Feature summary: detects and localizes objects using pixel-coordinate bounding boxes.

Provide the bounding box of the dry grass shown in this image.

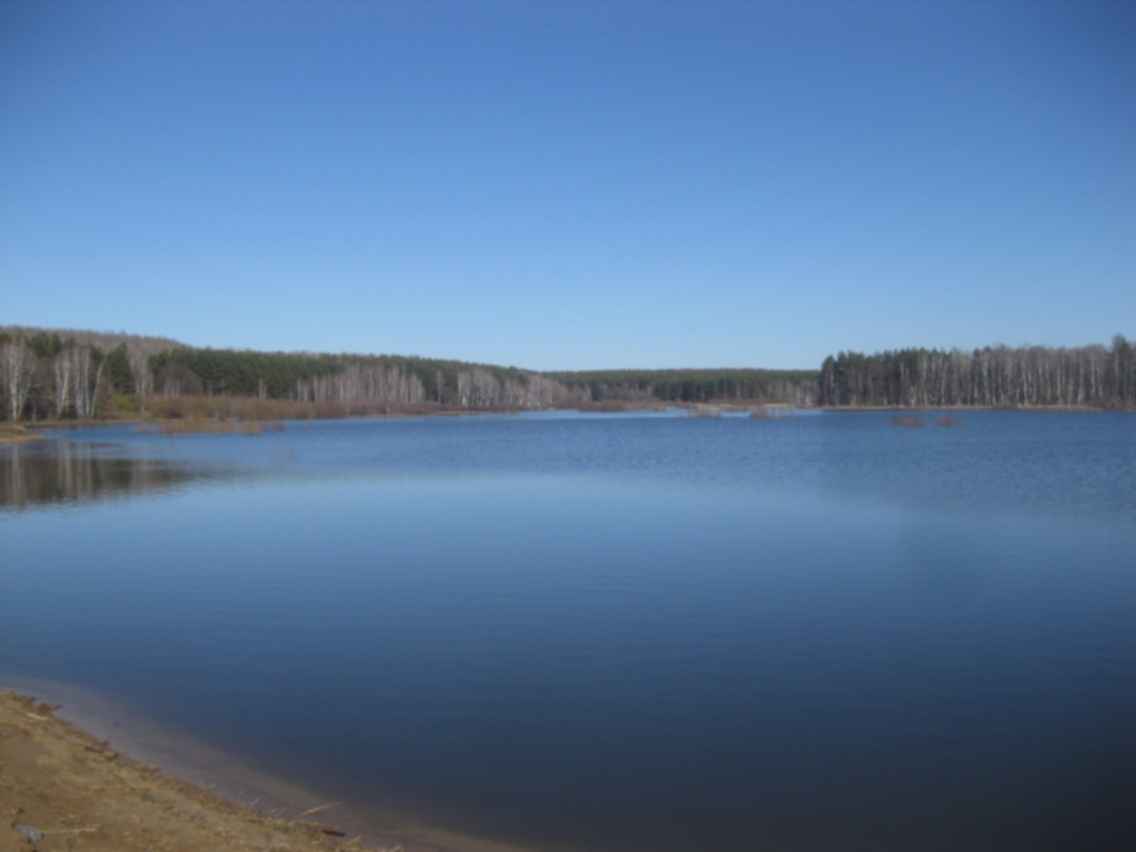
[147,396,319,422]
[145,395,521,423]
[141,396,298,436]
[572,399,669,412]
[0,424,44,444]
[139,395,531,434]
[150,419,285,436]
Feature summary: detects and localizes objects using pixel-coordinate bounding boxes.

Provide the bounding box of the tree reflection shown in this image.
[0,443,203,510]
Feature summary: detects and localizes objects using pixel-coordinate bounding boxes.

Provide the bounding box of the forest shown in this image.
[2,325,1134,423]
[0,326,586,422]
[817,337,1136,408]
[549,369,818,406]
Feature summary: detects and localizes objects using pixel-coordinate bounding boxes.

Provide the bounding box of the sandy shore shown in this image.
[0,691,371,852]
[0,684,532,852]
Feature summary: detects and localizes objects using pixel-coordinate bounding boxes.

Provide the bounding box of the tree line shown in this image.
[149,347,586,409]
[548,369,819,405]
[4,325,1134,423]
[0,327,588,421]
[817,336,1136,408]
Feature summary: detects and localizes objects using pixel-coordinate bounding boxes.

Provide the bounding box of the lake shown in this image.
[2,410,1135,851]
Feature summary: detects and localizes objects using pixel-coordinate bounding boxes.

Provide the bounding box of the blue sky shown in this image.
[3,1,1133,369]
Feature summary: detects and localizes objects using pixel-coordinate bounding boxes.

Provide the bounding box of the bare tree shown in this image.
[72,345,107,419]
[52,345,74,418]
[1,338,34,421]
[126,346,152,413]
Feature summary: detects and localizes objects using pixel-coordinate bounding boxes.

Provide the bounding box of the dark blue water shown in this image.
[3,411,1135,851]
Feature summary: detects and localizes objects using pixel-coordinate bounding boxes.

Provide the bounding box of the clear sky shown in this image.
[3,1,1133,370]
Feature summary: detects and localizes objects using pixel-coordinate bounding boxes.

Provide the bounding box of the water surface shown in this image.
[3,412,1135,851]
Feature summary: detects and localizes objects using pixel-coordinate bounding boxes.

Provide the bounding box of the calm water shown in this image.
[3,411,1135,851]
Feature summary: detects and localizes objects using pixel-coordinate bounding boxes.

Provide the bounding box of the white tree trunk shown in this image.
[1,340,32,421]
[53,349,73,417]
[127,347,151,412]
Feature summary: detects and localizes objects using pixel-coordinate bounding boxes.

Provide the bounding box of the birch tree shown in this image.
[1,338,34,421]
[72,345,107,419]
[53,345,74,418]
[816,338,1136,408]
[127,346,152,413]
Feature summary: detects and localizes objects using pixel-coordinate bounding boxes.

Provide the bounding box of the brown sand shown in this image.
[0,691,375,852]
[0,692,530,852]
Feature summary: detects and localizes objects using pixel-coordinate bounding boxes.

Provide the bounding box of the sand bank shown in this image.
[0,682,532,852]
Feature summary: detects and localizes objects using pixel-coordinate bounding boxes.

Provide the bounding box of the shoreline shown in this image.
[3,401,1130,444]
[0,678,532,852]
[0,425,47,445]
[817,403,1131,412]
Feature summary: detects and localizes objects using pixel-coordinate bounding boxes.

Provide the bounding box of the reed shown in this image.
[151,418,283,436]
[572,399,668,412]
[142,394,524,431]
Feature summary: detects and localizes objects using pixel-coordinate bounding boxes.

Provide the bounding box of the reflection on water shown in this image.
[0,442,205,510]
